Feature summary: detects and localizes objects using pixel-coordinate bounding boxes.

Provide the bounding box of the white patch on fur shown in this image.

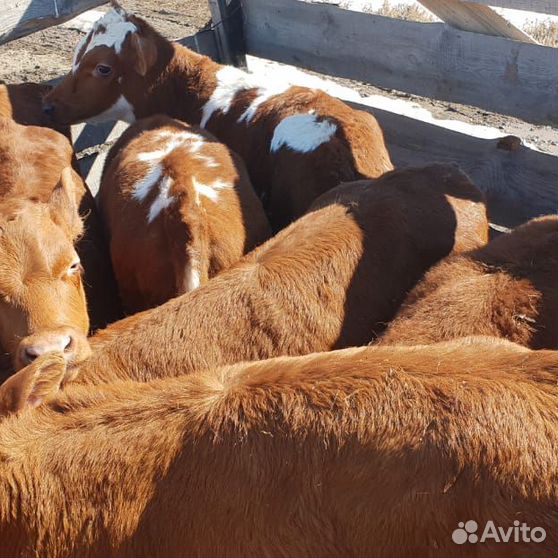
[73,9,137,72]
[85,94,136,124]
[133,164,163,202]
[148,175,174,223]
[200,66,257,128]
[184,255,201,292]
[192,177,231,203]
[132,129,214,223]
[270,114,337,153]
[237,83,291,124]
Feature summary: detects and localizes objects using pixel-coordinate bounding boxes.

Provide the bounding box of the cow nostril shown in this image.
[64,336,74,352]
[42,103,55,116]
[23,347,39,364]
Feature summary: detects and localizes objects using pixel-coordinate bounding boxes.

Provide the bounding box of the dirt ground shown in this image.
[0,0,211,83]
[0,0,555,154]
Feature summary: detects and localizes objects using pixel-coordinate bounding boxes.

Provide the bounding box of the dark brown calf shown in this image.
[379,215,557,349]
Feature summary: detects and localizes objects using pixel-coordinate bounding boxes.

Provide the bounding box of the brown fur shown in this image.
[0,115,123,332]
[101,115,271,312]
[45,8,393,230]
[0,187,90,376]
[0,82,70,138]
[379,215,557,349]
[0,337,556,557]
[73,164,487,385]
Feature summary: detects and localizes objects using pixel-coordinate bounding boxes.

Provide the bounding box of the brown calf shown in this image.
[101,115,270,312]
[0,117,123,331]
[0,171,91,377]
[73,164,488,385]
[0,337,555,557]
[379,215,557,349]
[44,5,393,229]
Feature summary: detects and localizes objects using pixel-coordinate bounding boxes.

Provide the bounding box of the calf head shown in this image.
[43,2,162,125]
[0,168,91,372]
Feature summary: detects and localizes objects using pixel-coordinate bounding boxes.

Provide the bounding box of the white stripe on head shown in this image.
[270,114,337,154]
[73,9,137,73]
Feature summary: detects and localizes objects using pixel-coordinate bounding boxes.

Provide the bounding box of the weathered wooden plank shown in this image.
[461,0,558,15]
[0,0,106,45]
[242,0,557,126]
[417,0,536,42]
[208,0,246,66]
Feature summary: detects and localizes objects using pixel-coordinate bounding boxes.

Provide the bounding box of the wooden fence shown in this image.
[1,0,557,228]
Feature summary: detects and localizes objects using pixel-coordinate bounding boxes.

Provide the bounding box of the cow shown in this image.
[0,337,555,557]
[0,169,91,380]
[43,3,394,230]
[0,117,123,331]
[71,164,488,385]
[378,215,557,349]
[100,115,271,312]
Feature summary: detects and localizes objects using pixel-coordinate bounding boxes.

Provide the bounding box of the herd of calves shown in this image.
[0,2,556,557]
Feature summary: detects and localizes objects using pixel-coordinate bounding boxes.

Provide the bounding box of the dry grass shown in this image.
[523,19,557,47]
[354,0,557,47]
[362,0,436,22]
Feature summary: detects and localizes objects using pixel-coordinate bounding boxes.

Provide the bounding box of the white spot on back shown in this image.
[133,164,163,202]
[148,175,174,223]
[270,114,337,154]
[192,177,231,204]
[85,95,136,124]
[132,129,209,223]
[73,9,137,72]
[200,66,257,128]
[237,83,291,124]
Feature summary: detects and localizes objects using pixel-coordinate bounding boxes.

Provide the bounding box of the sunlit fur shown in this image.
[0,338,555,556]
[74,164,488,386]
[100,115,270,312]
[379,215,557,349]
[45,8,393,230]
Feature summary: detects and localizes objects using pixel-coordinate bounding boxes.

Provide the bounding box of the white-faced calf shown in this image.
[379,215,557,349]
[101,115,271,312]
[73,164,488,385]
[44,4,393,229]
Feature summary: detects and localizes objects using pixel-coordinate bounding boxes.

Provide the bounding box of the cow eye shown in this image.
[67,260,83,277]
[95,64,113,77]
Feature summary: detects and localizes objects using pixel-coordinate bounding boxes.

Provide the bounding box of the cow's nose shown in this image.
[20,334,73,366]
[42,102,56,116]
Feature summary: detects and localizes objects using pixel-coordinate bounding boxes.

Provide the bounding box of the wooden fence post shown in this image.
[207,0,246,67]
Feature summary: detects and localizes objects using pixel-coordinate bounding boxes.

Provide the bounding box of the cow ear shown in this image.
[110,0,126,14]
[130,32,157,76]
[49,166,84,240]
[0,353,66,418]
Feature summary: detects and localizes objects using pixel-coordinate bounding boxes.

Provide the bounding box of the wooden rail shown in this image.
[461,0,558,15]
[0,0,106,45]
[241,0,557,126]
